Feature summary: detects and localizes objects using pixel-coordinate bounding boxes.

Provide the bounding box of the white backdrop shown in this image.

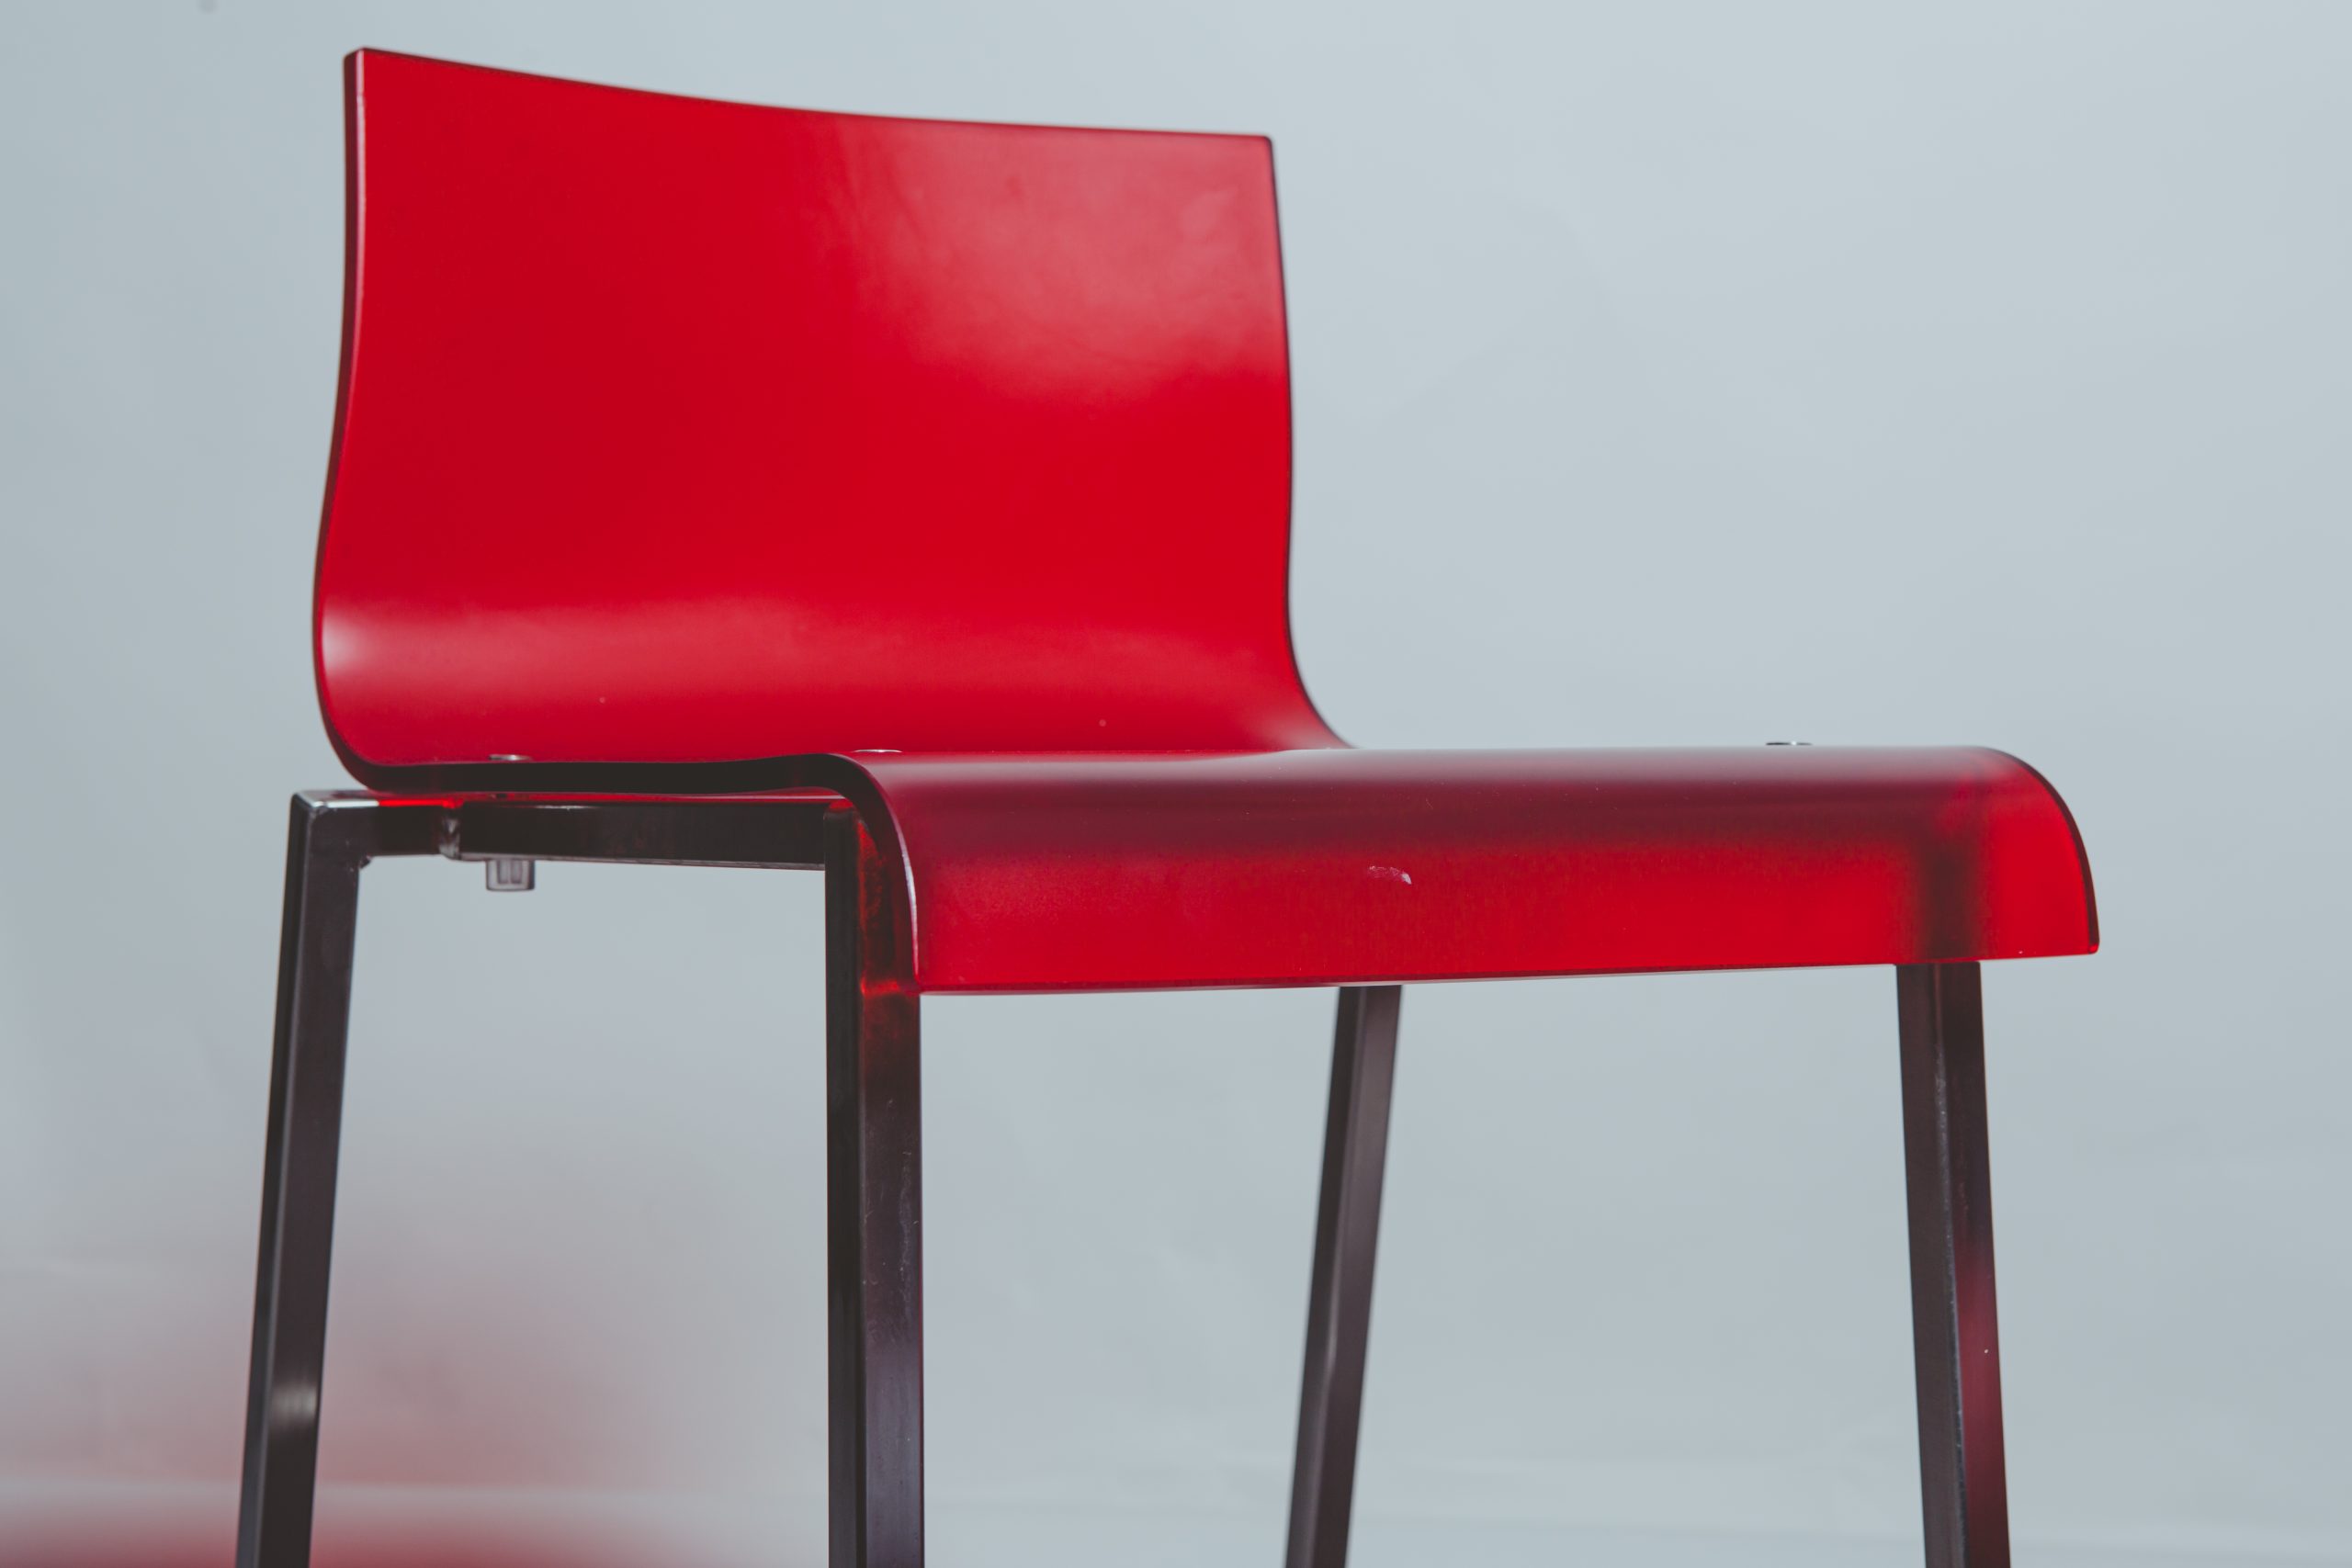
[4,3,2348,1564]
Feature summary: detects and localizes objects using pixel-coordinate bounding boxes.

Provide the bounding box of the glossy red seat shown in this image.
[240,50,2095,1568]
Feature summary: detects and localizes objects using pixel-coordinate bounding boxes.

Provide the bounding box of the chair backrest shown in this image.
[317,51,1338,780]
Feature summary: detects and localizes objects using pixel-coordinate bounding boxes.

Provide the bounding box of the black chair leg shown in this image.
[827,810,925,1568]
[1897,962,2012,1568]
[237,798,372,1568]
[1285,984,1402,1568]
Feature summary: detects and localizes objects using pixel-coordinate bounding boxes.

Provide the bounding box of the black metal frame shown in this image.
[1284,983,1400,1568]
[1897,961,2011,1568]
[238,792,2013,1568]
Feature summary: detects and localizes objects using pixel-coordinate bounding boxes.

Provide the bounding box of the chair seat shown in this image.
[838,746,2096,991]
[408,745,2092,993]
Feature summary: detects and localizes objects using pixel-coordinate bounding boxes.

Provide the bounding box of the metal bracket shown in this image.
[484,857,536,892]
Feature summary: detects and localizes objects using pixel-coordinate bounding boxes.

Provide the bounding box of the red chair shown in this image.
[241,49,2096,1568]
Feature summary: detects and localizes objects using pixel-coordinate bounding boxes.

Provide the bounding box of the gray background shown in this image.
[3,3,2347,1564]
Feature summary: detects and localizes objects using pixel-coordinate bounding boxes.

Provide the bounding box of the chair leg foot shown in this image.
[827,811,924,1568]
[236,799,372,1568]
[1285,985,1402,1568]
[1897,962,2012,1568]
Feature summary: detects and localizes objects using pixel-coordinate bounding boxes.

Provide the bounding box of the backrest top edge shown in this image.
[347,46,1274,149]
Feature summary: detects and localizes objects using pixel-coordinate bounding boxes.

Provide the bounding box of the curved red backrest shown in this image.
[318,51,1337,775]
